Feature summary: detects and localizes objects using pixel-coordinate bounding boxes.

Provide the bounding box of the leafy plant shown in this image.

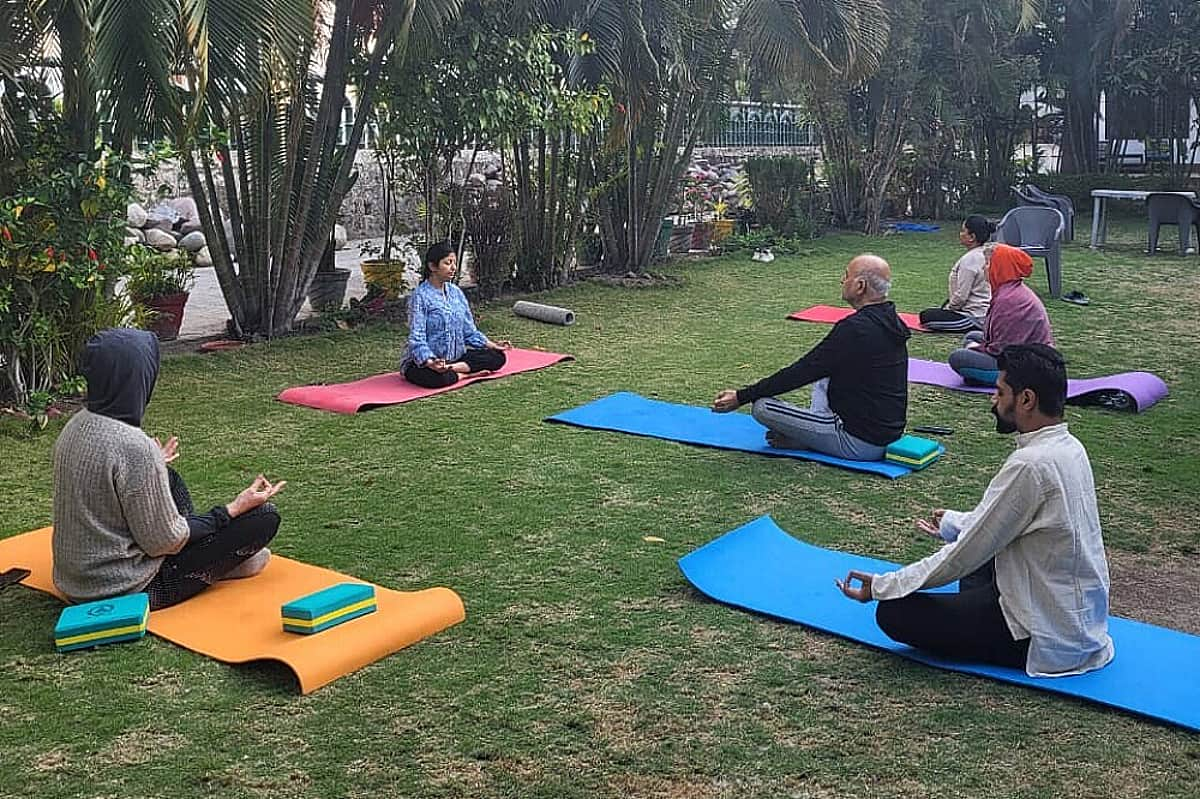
[124,246,195,300]
[0,115,134,410]
[463,184,517,300]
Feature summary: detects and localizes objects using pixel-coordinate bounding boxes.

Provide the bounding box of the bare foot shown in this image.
[221,548,271,580]
[765,430,801,450]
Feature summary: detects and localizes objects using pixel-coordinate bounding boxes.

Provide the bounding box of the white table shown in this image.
[1090,189,1196,249]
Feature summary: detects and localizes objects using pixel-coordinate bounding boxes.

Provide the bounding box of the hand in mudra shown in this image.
[227,475,287,518]
[712,389,740,413]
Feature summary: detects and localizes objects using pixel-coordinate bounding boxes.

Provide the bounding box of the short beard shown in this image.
[992,405,1017,434]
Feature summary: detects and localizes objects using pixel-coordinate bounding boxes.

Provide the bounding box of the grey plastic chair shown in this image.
[1026,184,1075,242]
[1146,193,1200,255]
[994,206,1065,299]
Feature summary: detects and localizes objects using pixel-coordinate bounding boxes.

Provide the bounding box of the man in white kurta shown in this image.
[837,344,1114,677]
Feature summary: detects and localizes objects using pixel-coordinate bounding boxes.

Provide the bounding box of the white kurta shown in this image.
[872,423,1114,677]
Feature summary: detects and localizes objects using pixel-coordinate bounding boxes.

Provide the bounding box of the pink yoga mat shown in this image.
[788,305,929,332]
[278,348,573,414]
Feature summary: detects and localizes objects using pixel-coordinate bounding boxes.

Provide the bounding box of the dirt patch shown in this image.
[100,729,187,766]
[1107,549,1200,634]
[32,747,71,773]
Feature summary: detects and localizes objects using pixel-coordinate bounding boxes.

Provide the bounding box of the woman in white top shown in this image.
[919,215,994,333]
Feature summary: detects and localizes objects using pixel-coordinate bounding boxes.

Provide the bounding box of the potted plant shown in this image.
[307,231,351,312]
[685,174,714,251]
[358,125,417,300]
[711,199,735,244]
[126,246,195,341]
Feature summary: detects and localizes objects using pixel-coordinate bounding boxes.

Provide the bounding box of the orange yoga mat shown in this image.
[0,528,465,693]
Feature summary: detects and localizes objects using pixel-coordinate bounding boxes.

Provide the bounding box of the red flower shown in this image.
[1,227,11,242]
[88,248,98,261]
[615,102,626,115]
[45,246,54,258]
[98,262,106,271]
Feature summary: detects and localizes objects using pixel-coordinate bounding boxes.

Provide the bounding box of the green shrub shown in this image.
[744,156,828,238]
[463,185,517,300]
[1037,174,1197,212]
[0,119,135,411]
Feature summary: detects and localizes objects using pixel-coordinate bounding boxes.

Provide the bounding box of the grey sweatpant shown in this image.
[750,379,887,461]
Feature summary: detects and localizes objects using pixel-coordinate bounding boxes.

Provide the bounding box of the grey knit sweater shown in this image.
[52,409,189,602]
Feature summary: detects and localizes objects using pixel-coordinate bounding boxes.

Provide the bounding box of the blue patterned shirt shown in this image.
[401,280,489,371]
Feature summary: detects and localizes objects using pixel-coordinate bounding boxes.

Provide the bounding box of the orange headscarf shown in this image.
[986,243,1034,292]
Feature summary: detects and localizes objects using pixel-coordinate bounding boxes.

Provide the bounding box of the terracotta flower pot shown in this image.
[141,292,189,341]
[669,223,694,254]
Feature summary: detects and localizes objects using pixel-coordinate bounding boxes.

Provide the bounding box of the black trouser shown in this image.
[144,470,280,610]
[919,307,982,333]
[875,561,1031,670]
[403,347,506,388]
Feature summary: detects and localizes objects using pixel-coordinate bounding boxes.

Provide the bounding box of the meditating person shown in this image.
[713,254,909,461]
[918,214,994,333]
[837,344,1113,677]
[948,243,1054,387]
[401,240,511,388]
[52,328,285,611]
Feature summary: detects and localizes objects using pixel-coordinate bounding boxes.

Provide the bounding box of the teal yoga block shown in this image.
[281,583,377,635]
[885,435,942,469]
[55,593,150,653]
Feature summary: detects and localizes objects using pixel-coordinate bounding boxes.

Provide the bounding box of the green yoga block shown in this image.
[281,583,377,635]
[55,593,150,653]
[885,435,942,469]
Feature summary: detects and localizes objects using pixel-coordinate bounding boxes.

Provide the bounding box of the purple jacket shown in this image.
[982,281,1054,356]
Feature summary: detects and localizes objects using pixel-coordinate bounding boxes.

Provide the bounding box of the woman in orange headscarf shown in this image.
[948,243,1055,386]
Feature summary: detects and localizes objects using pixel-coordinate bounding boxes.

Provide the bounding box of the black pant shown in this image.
[144,470,280,610]
[919,307,981,333]
[875,561,1030,670]
[403,347,506,388]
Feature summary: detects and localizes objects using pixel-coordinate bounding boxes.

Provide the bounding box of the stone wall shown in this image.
[132,146,816,242]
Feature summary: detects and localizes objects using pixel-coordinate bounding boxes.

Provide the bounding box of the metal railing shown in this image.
[702,102,820,148]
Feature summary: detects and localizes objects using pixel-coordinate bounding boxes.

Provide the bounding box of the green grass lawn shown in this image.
[2,224,1198,798]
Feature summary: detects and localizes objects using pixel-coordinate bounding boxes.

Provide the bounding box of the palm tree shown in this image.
[1,1,461,337]
[173,0,465,337]
[575,0,889,272]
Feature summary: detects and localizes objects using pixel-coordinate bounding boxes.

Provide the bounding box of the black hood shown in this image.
[81,328,160,427]
[861,301,912,343]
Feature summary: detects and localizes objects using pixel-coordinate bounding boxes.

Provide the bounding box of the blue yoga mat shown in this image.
[679,516,1200,732]
[547,392,938,479]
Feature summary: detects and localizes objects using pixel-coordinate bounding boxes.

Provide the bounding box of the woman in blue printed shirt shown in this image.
[401,241,511,387]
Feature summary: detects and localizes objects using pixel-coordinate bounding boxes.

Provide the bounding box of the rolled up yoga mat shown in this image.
[906,358,1169,413]
[513,300,575,326]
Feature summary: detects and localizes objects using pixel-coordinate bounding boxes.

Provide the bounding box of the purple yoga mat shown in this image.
[907,358,1169,413]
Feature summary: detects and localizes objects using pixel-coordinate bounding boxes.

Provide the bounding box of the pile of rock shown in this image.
[124,198,214,266]
[465,162,504,192]
[124,197,351,268]
[685,158,743,209]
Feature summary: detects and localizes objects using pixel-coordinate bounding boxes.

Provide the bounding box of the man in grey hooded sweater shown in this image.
[52,328,284,609]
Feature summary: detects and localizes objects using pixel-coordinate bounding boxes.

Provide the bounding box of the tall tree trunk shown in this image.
[1060,3,1101,174]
